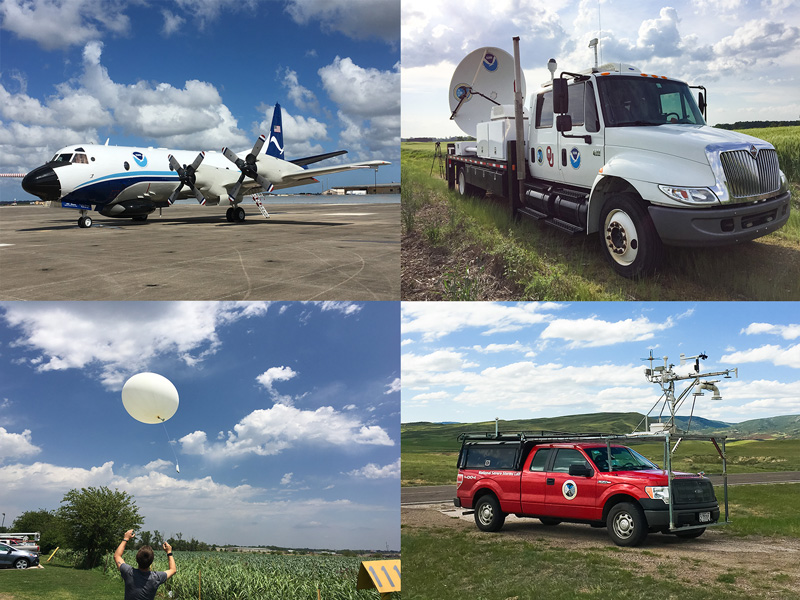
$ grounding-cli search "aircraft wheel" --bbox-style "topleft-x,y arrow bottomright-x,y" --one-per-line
78,216 -> 92,228
235,206 -> 246,222
226,207 -> 234,222
132,215 -> 148,222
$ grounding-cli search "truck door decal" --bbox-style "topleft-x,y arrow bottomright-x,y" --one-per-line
562,479 -> 578,500
537,147 -> 544,165
546,146 -> 554,167
569,147 -> 581,169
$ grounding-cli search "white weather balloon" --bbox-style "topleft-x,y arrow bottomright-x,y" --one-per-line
121,372 -> 179,424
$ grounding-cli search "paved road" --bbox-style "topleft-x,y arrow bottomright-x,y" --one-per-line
0,202 -> 399,300
401,471 -> 800,504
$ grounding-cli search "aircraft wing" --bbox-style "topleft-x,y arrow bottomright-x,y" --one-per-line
280,160 -> 391,184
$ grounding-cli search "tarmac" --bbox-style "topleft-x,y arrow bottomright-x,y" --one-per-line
0,202 -> 400,300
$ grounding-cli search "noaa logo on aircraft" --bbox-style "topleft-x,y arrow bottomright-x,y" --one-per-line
482,53 -> 498,72
562,479 -> 578,500
132,152 -> 147,167
569,147 -> 581,169
536,147 -> 544,165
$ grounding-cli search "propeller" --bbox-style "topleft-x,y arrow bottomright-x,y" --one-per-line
168,152 -> 206,205
222,135 -> 274,203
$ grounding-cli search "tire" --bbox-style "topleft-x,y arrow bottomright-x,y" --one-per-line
539,517 -> 561,526
457,167 -> 468,196
599,193 -> 663,278
675,527 -> 706,539
132,215 -> 148,222
13,558 -> 29,569
235,206 -> 246,222
226,207 -> 234,222
607,502 -> 648,546
78,216 -> 92,228
474,494 -> 506,532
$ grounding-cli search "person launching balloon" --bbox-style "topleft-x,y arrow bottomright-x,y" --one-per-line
114,529 -> 177,600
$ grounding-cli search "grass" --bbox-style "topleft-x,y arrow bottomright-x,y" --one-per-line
402,126 -> 800,300
722,483 -> 800,538
0,559 -> 122,600
402,526 -> 783,600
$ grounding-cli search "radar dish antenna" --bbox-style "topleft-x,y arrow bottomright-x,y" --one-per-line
448,47 -> 525,138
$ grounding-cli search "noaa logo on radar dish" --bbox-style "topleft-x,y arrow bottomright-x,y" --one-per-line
132,152 -> 147,167
562,479 -> 578,500
454,84 -> 472,103
482,53 -> 498,72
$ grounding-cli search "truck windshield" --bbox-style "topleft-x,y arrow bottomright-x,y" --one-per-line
596,76 -> 705,127
586,446 -> 659,472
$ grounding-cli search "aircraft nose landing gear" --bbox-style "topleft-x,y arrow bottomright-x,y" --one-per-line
77,209 -> 93,228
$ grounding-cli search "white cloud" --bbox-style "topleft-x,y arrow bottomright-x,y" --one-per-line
317,301 -> 362,316
402,302 -> 562,341
470,342 -> 534,355
280,472 -> 293,485
347,458 -> 400,479
180,402 -> 394,458
281,68 -> 319,113
0,301 -> 273,389
161,10 -> 185,36
540,316 -> 674,348
256,366 -> 298,391
721,344 -> 800,369
284,0 -> 399,43
0,427 -> 41,462
741,323 -> 800,340
385,378 -> 401,394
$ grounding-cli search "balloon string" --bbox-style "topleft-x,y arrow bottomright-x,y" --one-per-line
162,421 -> 180,473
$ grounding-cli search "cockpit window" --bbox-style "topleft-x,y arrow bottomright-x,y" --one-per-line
53,154 -> 73,163
73,154 -> 89,164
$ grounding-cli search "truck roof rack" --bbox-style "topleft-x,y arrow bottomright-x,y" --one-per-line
457,430 -> 726,443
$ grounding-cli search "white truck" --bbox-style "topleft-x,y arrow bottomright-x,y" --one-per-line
445,42 -> 791,277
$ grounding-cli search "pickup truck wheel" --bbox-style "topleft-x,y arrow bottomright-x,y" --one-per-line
675,527 -> 706,539
13,558 -> 29,569
539,517 -> 561,526
607,502 -> 647,546
474,495 -> 505,532
600,194 -> 663,278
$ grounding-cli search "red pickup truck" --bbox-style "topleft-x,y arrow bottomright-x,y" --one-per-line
454,436 -> 720,546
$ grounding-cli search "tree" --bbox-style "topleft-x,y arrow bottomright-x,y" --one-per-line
11,510 -> 63,553
57,487 -> 143,569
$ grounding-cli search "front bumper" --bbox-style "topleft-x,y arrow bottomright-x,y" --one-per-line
641,498 -> 720,529
648,190 -> 790,247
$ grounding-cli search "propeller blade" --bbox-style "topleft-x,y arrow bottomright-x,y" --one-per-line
222,147 -> 242,167
228,173 -> 246,203
223,137 -> 272,202
168,152 -> 206,205
250,134 -> 267,159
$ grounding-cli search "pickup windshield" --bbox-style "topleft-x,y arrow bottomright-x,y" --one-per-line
596,76 -> 705,127
585,446 -> 659,472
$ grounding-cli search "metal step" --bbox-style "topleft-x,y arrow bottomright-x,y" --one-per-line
253,195 -> 271,219
518,206 -> 547,221
545,217 -> 586,235
546,217 -> 585,235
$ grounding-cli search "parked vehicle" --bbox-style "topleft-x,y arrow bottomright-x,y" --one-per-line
454,433 -> 722,546
0,542 -> 40,569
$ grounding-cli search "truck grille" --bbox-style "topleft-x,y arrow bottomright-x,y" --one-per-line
672,478 -> 716,504
720,148 -> 780,199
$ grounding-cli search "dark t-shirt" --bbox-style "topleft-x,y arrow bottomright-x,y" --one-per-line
119,563 -> 168,600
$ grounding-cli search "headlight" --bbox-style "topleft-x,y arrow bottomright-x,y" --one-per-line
658,185 -> 718,205
645,486 -> 670,503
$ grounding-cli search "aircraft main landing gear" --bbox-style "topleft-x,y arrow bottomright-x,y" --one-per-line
226,206 -> 246,223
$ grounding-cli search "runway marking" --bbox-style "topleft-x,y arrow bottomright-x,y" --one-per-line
322,213 -> 375,216
0,244 -> 14,247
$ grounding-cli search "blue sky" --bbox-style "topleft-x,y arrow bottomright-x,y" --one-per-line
402,0 -> 800,137
401,302 -> 800,425
0,0 -> 400,201
0,301 -> 400,551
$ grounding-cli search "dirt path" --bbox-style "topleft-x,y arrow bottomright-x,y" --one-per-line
403,503 -> 800,596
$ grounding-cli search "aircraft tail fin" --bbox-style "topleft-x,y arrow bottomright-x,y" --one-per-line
266,103 -> 285,160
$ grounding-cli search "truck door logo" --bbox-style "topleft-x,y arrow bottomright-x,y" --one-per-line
569,147 -> 581,169
562,479 -> 578,500
546,146 -> 554,167
536,147 -> 544,165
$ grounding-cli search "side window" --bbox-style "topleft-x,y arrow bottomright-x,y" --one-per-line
567,82 -> 585,127
529,448 -> 551,471
585,82 -> 600,132
464,446 -> 517,470
536,92 -> 553,128
550,449 -> 590,473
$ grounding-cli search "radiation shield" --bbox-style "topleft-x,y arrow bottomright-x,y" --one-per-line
449,47 -> 526,139
121,372 -> 179,424
357,560 -> 401,597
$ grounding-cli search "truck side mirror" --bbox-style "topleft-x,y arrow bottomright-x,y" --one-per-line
556,114 -> 573,133
552,78 -> 569,114
569,463 -> 593,477
698,92 -> 706,117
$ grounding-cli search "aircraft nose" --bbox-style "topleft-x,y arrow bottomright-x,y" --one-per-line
22,165 -> 61,201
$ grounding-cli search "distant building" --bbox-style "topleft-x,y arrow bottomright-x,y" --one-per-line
325,183 -> 400,195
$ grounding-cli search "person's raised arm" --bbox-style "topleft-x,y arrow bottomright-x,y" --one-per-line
163,541 -> 177,579
114,530 -> 135,568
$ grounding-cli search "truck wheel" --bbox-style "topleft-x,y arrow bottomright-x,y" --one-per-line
675,527 -> 706,539
457,167 -> 469,196
607,502 -> 647,546
539,517 -> 561,526
599,194 -> 663,278
474,495 -> 505,532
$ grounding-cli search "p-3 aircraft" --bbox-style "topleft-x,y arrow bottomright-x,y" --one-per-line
21,104 -> 390,227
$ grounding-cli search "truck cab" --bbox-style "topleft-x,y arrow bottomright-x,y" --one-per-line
455,437 -> 720,546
